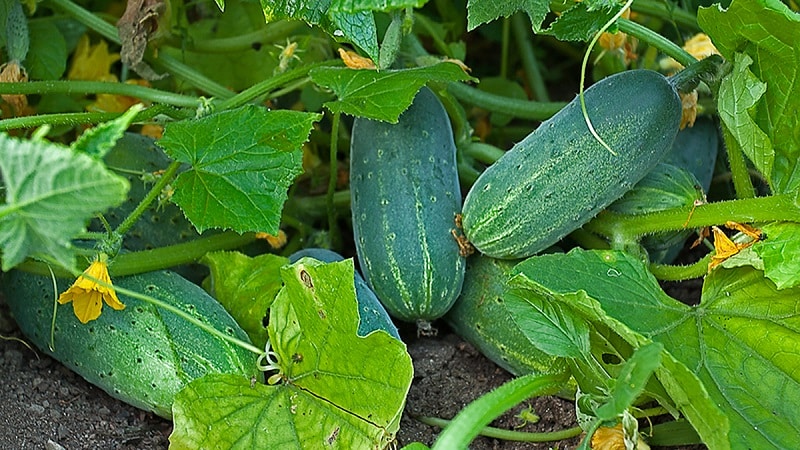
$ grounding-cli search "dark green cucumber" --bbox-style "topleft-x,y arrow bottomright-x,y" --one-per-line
350,87 -> 465,324
444,254 -> 568,377
4,269 -> 259,418
608,162 -> 705,263
663,116 -> 719,193
462,69 -> 682,259
288,248 -> 401,340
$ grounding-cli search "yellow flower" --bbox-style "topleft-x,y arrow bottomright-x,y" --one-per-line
58,256 -> 125,324
67,34 -> 120,81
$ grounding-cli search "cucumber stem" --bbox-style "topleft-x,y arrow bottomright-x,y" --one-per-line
720,125 -> 758,199
447,82 -> 566,121
327,111 -> 341,247
584,192 -> 800,241
113,160 -> 181,238
112,282 -> 264,356
417,416 -> 583,442
578,0 -> 636,157
649,254 -> 712,281
214,60 -> 338,111
429,372 -> 568,449
511,14 -> 550,102
0,104 -> 177,131
0,80 -> 201,108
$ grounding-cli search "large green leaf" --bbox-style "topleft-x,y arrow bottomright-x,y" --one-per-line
699,0 -> 800,193
0,134 -> 129,271
170,258 -> 413,449
309,63 -> 474,122
512,249 -> 800,448
157,106 -> 320,234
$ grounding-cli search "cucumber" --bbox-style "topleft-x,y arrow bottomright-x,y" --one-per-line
350,86 -> 466,325
462,69 -> 682,259
663,116 -> 719,192
444,254 -> 568,377
288,248 -> 401,340
3,269 -> 260,419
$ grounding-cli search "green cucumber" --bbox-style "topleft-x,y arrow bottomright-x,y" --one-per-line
462,69 -> 682,259
663,116 -> 719,193
3,269 -> 259,418
444,254 -> 568,377
350,86 -> 465,325
288,248 -> 401,340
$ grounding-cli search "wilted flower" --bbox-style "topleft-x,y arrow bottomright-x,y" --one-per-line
58,255 -> 125,323
338,48 -> 376,70
0,61 -> 29,115
68,34 -> 120,81
660,33 -> 721,71
591,423 -> 650,450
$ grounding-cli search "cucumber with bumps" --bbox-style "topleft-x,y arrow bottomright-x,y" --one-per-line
3,269 -> 259,418
350,87 -> 465,325
444,254 -> 568,377
288,248 -> 401,340
462,69 -> 682,259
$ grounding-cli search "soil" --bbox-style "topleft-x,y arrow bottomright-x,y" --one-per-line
0,277 -> 702,450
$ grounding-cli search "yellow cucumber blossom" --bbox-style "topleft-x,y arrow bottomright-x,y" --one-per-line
591,423 -> 650,450
58,255 -> 125,323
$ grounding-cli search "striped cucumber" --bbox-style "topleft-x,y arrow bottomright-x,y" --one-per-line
350,86 -> 465,326
462,69 -> 682,259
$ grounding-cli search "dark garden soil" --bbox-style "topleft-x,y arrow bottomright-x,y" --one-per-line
0,277 -> 704,450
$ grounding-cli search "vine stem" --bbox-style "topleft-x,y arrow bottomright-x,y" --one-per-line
111,282 -> 264,355
113,161 -> 181,237
417,416 -> 583,442
0,80 -> 200,108
578,0 -> 636,157
213,60 -> 339,111
0,104 -> 177,131
584,192 -> 800,242
16,231 -> 257,278
327,111 -> 341,244
430,372 -> 568,449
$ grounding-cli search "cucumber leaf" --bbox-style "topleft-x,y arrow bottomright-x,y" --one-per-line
26,20 -> 68,80
0,134 -> 129,271
71,104 -> 143,158
465,0 -> 550,32
170,258 -> 413,449
309,63 -> 475,122
157,105 -> 320,234
511,248 -> 800,448
698,0 -> 800,193
544,2 -> 619,42
201,251 -> 288,349
594,342 -> 662,421
750,222 -> 800,289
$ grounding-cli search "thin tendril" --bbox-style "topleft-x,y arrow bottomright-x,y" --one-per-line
256,337 -> 282,376
579,0 -> 635,156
